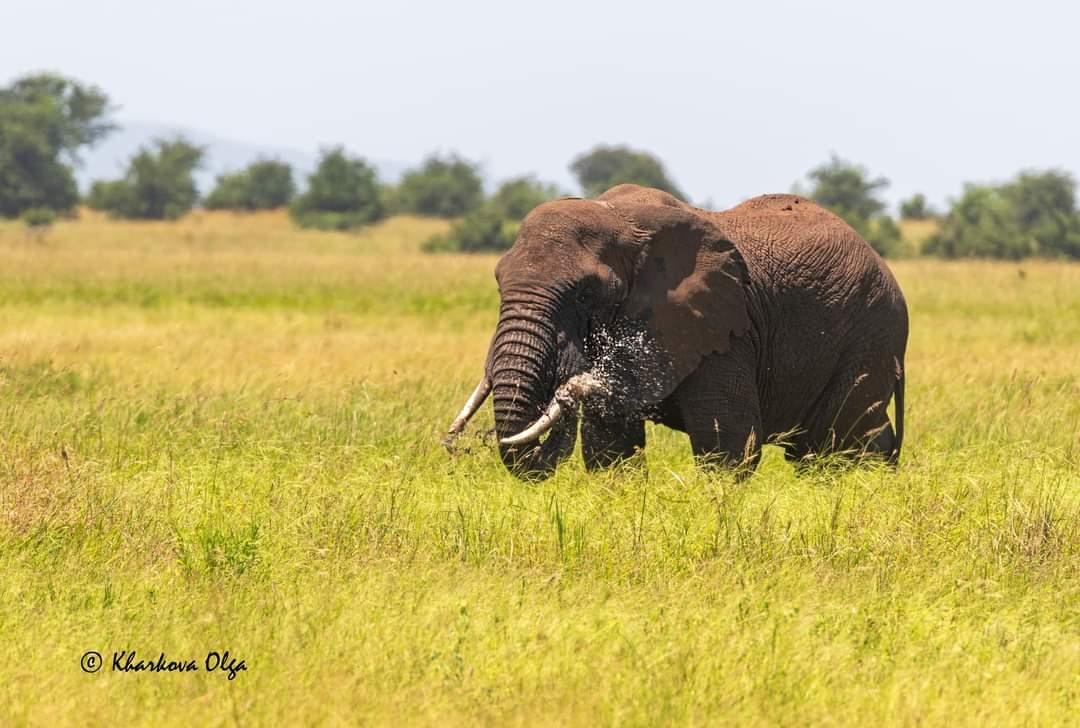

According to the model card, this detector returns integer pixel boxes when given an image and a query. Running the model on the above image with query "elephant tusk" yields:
[442,377,492,448]
[499,373,609,446]
[500,399,565,447]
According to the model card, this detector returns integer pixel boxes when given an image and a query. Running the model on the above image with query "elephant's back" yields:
[711,194,870,265]
[710,193,902,311]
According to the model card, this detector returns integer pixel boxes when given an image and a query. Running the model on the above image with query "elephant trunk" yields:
[490,292,578,479]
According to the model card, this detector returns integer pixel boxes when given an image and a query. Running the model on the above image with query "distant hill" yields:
[76,122,408,196]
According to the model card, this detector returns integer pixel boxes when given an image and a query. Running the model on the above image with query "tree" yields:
[0,73,114,162]
[204,159,295,211]
[899,193,934,220]
[396,154,484,217]
[805,154,888,222]
[924,185,1028,259]
[289,147,383,230]
[424,176,563,253]
[1000,170,1080,258]
[570,145,684,199]
[801,155,901,256]
[926,171,1080,259]
[86,137,204,220]
[0,125,79,217]
[0,72,114,217]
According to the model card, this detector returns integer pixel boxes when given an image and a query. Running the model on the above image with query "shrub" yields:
[397,154,484,217]
[86,179,132,215]
[899,193,934,220]
[204,160,295,211]
[86,137,204,220]
[570,145,684,199]
[20,206,56,242]
[289,147,383,230]
[423,176,563,254]
[489,175,563,218]
[20,207,57,228]
[424,206,518,253]
[202,173,247,211]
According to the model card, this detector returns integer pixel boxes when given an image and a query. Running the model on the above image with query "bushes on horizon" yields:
[424,176,562,253]
[396,154,484,218]
[423,206,516,253]
[570,144,685,199]
[204,159,295,211]
[289,147,383,230]
[86,137,203,219]
[927,170,1080,259]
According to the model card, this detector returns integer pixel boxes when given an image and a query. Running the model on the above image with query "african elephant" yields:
[444,184,908,479]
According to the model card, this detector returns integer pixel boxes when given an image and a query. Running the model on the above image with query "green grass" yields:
[0,211,1078,725]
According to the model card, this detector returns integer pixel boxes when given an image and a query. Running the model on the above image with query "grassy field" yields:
[1,210,1077,726]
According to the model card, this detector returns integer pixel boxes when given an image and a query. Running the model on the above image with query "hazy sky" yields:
[3,0,1077,209]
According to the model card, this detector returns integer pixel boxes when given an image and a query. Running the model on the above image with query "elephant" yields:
[443,184,908,480]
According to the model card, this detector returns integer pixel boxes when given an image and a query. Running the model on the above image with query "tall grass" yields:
[0,210,1077,725]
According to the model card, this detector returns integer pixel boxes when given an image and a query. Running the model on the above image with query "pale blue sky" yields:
[3,0,1077,209]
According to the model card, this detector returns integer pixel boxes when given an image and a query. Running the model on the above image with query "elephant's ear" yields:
[614,201,751,401]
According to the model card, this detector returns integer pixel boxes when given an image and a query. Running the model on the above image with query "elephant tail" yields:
[890,367,905,466]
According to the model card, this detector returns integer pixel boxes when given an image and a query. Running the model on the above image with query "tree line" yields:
[3,72,1079,260]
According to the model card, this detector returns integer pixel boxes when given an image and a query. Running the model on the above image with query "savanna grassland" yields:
[0,210,1077,726]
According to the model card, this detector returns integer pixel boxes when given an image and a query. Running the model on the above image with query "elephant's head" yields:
[444,184,752,479]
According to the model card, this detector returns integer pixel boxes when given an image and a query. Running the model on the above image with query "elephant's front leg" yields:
[676,348,763,475]
[580,409,645,471]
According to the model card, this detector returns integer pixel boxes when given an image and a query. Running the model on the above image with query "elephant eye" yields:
[574,278,600,306]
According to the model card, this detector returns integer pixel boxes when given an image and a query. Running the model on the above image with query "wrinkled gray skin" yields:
[452,184,908,480]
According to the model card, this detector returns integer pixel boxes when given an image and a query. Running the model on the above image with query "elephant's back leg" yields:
[797,350,899,461]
